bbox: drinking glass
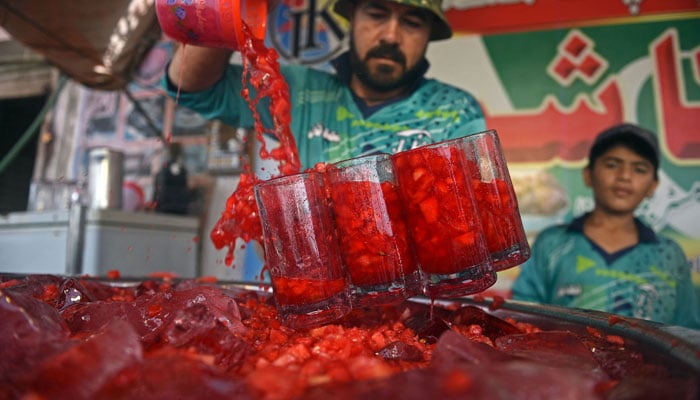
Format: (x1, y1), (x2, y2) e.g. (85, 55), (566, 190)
(462, 130), (530, 270)
(254, 171), (351, 329)
(391, 138), (496, 298)
(326, 153), (420, 307)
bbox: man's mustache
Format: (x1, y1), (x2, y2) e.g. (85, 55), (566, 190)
(365, 45), (406, 65)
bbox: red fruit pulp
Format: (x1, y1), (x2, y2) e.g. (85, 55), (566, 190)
(329, 179), (418, 286)
(272, 276), (347, 306)
(392, 145), (487, 275)
(471, 178), (520, 253)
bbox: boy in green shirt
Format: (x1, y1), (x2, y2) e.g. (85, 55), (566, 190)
(512, 124), (700, 329)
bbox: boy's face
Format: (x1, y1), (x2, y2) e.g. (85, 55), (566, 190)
(583, 144), (658, 215)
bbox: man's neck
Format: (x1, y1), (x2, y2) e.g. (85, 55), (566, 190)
(350, 76), (410, 107)
(331, 51), (429, 107)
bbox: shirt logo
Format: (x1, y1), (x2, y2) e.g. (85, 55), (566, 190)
(576, 255), (596, 273)
(392, 129), (434, 153)
(557, 284), (582, 297)
(307, 123), (340, 142)
(632, 283), (658, 319)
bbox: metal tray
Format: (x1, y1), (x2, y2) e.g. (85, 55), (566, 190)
(218, 278), (700, 377)
(216, 279), (700, 377)
(4, 274), (699, 378)
(436, 296), (700, 377)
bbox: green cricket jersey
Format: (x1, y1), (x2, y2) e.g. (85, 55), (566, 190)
(162, 53), (486, 169)
(512, 214), (700, 329)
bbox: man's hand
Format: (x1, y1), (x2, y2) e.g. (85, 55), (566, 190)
(167, 45), (234, 93)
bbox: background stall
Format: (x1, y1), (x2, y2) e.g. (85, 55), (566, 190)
(0, 1), (698, 296)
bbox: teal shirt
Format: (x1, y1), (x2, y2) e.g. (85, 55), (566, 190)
(512, 214), (700, 329)
(162, 56), (486, 169)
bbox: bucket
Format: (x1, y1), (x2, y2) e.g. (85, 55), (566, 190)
(87, 148), (123, 210)
(155, 0), (267, 50)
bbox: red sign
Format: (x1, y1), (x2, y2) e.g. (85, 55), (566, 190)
(444, 0), (700, 34)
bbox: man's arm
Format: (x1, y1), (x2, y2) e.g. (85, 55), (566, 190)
(167, 45), (233, 93)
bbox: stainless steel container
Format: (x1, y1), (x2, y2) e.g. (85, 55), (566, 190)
(87, 148), (123, 210)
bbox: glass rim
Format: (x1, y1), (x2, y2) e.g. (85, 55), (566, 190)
(329, 152), (393, 172)
(253, 170), (323, 190)
(390, 129), (497, 158)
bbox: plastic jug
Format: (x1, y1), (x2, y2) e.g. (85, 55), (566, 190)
(155, 0), (267, 50)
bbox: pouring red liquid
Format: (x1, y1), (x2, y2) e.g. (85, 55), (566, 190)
(207, 24), (301, 266)
(157, 0), (300, 266)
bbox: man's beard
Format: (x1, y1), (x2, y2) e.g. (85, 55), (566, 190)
(349, 38), (426, 93)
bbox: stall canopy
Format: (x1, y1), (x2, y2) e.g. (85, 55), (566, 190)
(0, 0), (161, 91)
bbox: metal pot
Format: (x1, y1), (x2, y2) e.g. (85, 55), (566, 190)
(87, 147), (123, 210)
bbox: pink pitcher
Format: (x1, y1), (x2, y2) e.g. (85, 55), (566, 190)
(155, 0), (267, 50)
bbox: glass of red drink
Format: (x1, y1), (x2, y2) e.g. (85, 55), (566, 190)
(326, 154), (421, 307)
(391, 138), (496, 298)
(463, 130), (530, 271)
(254, 171), (351, 329)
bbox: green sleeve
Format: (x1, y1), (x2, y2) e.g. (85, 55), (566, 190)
(667, 239), (700, 330)
(675, 280), (700, 330)
(160, 64), (278, 129)
(510, 227), (559, 303)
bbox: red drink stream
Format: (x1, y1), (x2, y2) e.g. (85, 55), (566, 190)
(203, 24), (301, 267)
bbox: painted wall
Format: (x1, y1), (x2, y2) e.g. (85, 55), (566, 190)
(431, 1), (700, 294)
